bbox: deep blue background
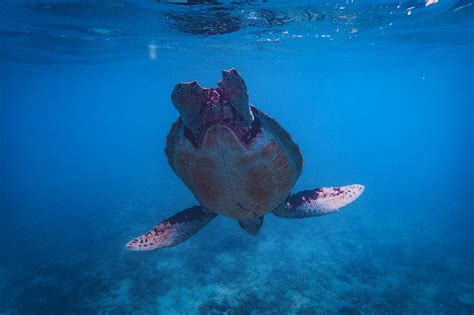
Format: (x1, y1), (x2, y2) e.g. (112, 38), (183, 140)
(1, 1), (473, 313)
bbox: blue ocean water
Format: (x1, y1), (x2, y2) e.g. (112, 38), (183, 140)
(0, 0), (473, 313)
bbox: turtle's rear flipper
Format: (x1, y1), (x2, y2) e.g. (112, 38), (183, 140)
(239, 216), (264, 235)
(126, 206), (216, 251)
(273, 184), (364, 219)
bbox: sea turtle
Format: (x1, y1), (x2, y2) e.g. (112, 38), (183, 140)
(126, 68), (364, 251)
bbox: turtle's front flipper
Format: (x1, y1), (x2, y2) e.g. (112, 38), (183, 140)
(273, 184), (364, 219)
(126, 206), (216, 251)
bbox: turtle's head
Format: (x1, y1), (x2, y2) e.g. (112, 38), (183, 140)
(171, 68), (256, 147)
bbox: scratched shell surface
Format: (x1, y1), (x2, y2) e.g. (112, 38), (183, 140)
(166, 108), (303, 220)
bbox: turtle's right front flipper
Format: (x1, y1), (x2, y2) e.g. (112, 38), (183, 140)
(126, 206), (216, 251)
(273, 184), (364, 219)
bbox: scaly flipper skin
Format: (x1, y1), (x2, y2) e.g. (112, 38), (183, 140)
(217, 68), (254, 126)
(126, 206), (216, 251)
(171, 81), (209, 131)
(273, 184), (364, 218)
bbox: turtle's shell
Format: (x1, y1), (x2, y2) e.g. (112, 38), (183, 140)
(166, 107), (303, 220)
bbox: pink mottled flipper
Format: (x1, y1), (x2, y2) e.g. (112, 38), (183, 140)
(273, 184), (364, 218)
(126, 206), (216, 251)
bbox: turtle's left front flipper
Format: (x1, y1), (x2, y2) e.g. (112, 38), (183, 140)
(273, 184), (364, 219)
(126, 206), (216, 251)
